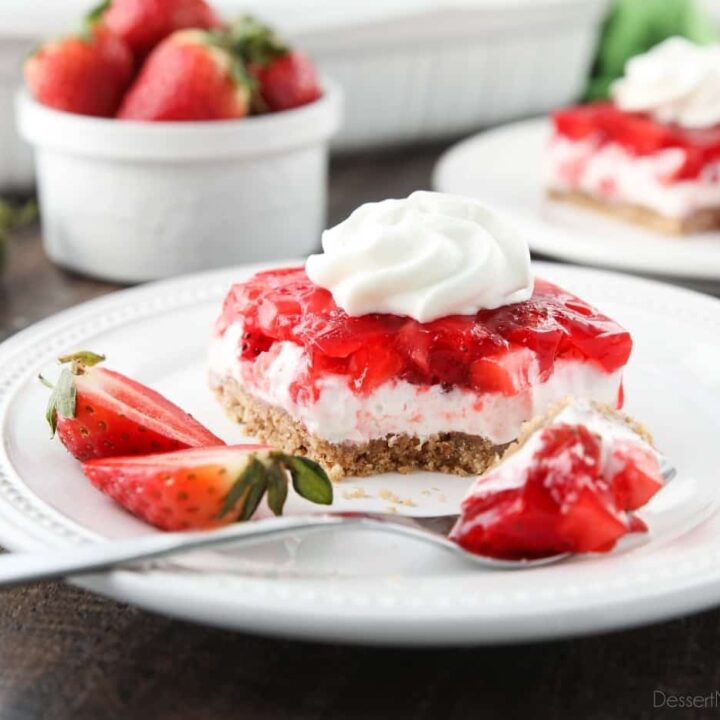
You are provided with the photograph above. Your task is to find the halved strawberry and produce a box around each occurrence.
[43,351,223,461]
[83,445,333,530]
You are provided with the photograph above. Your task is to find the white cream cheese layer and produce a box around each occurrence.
[546,135,720,218]
[209,323,623,446]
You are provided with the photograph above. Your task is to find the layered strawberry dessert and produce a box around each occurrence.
[209,191,631,478]
[452,399,665,559]
[547,38,720,234]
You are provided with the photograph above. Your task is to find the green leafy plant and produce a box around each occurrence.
[0,199,38,272]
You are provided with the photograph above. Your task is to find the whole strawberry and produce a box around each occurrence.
[102,0,221,61]
[117,30,252,121]
[25,11,133,117]
[43,351,223,461]
[230,16,321,112]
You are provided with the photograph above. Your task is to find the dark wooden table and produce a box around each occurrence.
[1,144,719,720]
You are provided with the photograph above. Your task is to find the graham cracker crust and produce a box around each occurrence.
[213,377,503,479]
[548,188,720,235]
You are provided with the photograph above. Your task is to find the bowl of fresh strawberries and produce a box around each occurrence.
[16,2,341,283]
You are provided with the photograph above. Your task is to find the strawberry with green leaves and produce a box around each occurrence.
[43,351,223,461]
[24,7,134,117]
[117,29,252,121]
[230,16,322,112]
[101,0,221,61]
[83,445,333,530]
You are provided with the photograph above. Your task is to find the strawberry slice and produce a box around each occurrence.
[83,445,333,530]
[43,351,223,461]
[609,440,663,511]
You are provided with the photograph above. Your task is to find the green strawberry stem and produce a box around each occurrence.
[83,0,111,41]
[220,451,333,521]
[226,15,289,67]
[58,350,106,373]
[43,350,105,434]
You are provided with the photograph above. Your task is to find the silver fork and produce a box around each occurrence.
[0,512,559,590]
[0,462,676,589]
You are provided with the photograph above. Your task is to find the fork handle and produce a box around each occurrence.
[0,516,348,589]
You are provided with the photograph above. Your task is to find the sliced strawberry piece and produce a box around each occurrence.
[609,440,663,511]
[82,445,333,530]
[348,345,403,394]
[44,351,223,461]
[553,103,607,141]
[117,30,252,121]
[555,487,629,554]
[469,353,528,396]
[603,111,672,155]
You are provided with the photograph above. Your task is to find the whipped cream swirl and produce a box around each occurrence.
[612,37,720,128]
[305,191,533,323]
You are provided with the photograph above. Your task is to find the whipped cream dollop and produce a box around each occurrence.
[305,191,533,322]
[612,37,720,128]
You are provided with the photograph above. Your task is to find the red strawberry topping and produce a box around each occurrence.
[553,102,720,181]
[217,268,632,401]
[451,419,664,559]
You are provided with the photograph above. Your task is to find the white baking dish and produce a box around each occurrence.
[0,0,607,190]
[16,84,341,282]
[224,0,611,149]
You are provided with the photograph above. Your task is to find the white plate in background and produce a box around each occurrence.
[434,118,720,283]
[0,261,719,645]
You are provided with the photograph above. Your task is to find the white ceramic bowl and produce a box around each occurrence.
[15,84,341,282]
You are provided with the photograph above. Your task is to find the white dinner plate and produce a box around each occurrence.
[433,118,720,283]
[1,261,720,646]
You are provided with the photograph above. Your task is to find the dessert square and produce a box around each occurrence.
[209,192,631,480]
[546,38,720,234]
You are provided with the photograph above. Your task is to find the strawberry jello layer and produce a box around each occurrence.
[548,103,720,231]
[209,267,631,476]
